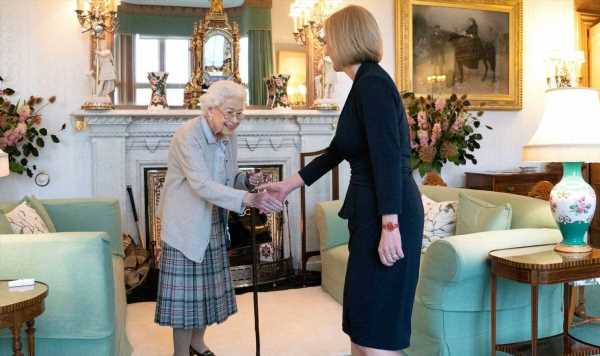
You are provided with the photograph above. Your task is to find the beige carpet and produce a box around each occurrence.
[126,287,351,356]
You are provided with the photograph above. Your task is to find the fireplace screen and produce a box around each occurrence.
[144,165,293,288]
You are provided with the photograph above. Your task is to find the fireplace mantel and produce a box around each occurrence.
[73,108,341,270]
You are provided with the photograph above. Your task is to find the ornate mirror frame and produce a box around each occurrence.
[185,0,241,108]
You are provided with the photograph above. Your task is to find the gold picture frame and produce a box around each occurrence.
[395,0,522,110]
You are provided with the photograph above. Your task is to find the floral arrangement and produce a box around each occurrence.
[0,76,64,177]
[402,92,491,176]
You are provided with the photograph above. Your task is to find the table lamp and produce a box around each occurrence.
[0,149,9,177]
[523,87,600,253]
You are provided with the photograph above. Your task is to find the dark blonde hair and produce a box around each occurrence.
[324,5,383,67]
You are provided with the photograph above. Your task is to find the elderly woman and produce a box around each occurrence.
[155,80,281,356]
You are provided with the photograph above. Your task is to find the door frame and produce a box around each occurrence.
[577,11,600,86]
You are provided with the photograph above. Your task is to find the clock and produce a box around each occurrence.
[34,172,50,187]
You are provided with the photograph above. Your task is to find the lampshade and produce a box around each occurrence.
[523,88,600,162]
[0,149,9,177]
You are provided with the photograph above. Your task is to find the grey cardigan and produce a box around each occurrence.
[159,117,248,262]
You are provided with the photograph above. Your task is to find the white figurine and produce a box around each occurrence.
[96,48,117,96]
[323,56,337,99]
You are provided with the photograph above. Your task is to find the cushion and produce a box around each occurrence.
[456,193,512,235]
[26,195,57,232]
[5,201,50,234]
[421,194,458,252]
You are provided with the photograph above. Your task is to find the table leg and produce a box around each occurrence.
[564,283,572,333]
[491,273,497,356]
[564,282,572,356]
[26,319,35,356]
[531,284,539,356]
[10,323,24,356]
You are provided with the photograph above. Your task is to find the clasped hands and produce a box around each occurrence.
[243,173,291,215]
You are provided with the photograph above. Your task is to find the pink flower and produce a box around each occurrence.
[417,111,428,129]
[417,129,429,147]
[435,98,446,111]
[431,123,442,145]
[17,103,31,122]
[451,114,465,132]
[15,122,27,136]
[3,129,20,146]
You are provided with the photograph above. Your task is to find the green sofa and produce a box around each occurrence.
[0,198,132,356]
[315,186,564,356]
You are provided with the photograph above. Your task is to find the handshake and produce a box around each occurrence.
[243,178,291,215]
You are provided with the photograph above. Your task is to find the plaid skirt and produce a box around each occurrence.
[154,207,237,329]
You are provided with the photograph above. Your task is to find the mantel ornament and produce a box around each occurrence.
[184,0,242,109]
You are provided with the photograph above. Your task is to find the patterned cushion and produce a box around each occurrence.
[5,201,50,234]
[421,194,458,252]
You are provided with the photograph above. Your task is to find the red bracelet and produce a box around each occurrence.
[382,222,399,232]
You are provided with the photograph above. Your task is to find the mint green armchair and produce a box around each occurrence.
[0,198,132,356]
[315,186,564,356]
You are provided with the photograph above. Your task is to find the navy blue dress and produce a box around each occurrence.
[299,62,424,350]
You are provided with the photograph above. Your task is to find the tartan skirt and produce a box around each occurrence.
[154,207,237,329]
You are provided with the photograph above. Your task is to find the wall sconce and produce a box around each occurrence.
[545,50,584,89]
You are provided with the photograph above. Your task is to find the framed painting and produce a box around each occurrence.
[395,0,522,110]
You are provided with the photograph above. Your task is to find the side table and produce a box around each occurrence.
[0,281,48,356]
[489,245,600,356]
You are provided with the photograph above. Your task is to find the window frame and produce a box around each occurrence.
[133,34,192,106]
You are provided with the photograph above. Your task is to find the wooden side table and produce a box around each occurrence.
[489,245,600,356]
[0,281,48,356]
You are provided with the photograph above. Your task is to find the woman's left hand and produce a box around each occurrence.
[378,228,404,267]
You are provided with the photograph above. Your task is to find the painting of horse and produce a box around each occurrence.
[411,4,510,96]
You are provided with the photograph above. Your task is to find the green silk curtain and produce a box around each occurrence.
[242,7,273,105]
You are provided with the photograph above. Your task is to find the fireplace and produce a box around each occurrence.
[144,164,294,288]
[77,108,342,275]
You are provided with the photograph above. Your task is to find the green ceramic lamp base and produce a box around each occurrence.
[550,162,595,254]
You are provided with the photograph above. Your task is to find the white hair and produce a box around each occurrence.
[199,80,247,116]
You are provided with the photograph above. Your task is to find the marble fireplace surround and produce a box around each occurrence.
[73,109,341,270]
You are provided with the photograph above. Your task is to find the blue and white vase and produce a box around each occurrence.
[550,162,595,253]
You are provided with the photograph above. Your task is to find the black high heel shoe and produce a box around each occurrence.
[189,345,215,356]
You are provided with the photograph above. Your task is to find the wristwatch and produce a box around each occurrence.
[382,222,399,232]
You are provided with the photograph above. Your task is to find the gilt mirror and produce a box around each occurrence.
[203,31,234,85]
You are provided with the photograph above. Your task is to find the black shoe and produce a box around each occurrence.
[190,345,215,356]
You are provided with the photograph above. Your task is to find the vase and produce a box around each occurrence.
[550,162,595,253]
[264,74,290,109]
[148,72,168,110]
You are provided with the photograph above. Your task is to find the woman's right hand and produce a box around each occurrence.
[244,190,283,214]
[257,174,305,203]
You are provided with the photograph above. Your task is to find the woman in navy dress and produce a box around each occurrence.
[261,5,424,355]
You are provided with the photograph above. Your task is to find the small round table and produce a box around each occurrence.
[0,281,48,356]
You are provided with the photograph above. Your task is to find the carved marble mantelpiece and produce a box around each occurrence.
[72,108,341,269]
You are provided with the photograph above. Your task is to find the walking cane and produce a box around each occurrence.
[250,207,261,356]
